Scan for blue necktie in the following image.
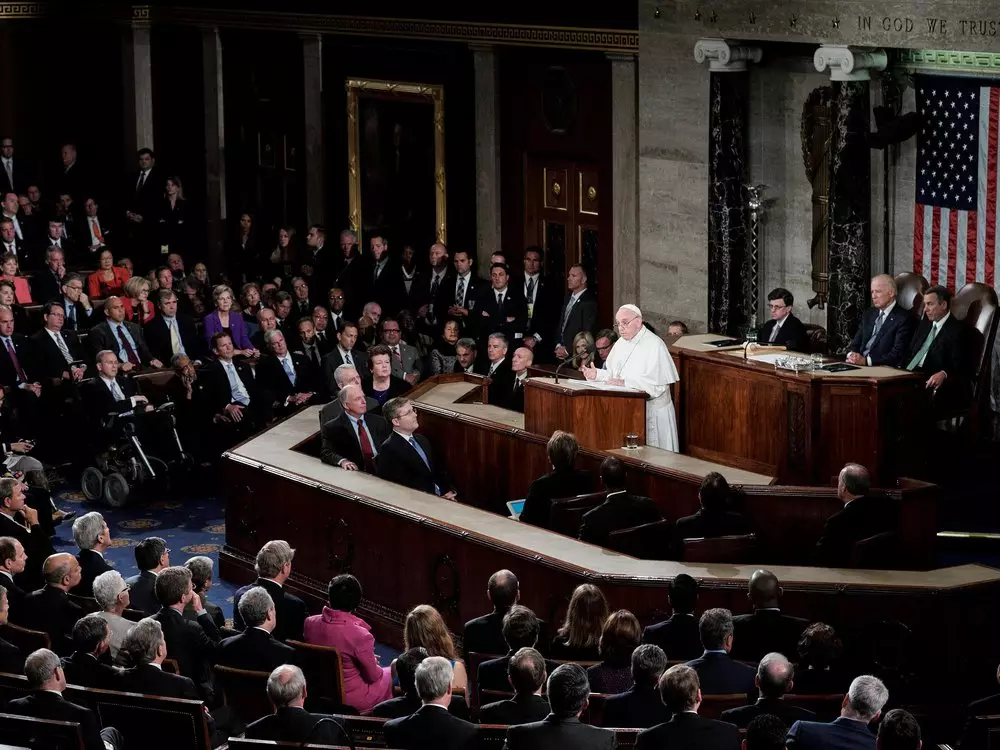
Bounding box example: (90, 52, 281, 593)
(408, 437, 440, 495)
(226, 362, 250, 405)
(281, 356, 295, 385)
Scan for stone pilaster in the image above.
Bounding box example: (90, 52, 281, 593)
(302, 34, 326, 228)
(608, 53, 639, 310)
(202, 27, 226, 275)
(121, 14, 155, 166)
(471, 44, 501, 270)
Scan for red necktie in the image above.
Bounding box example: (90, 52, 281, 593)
(356, 418, 376, 472)
(5, 339, 25, 382)
(393, 346, 402, 365)
(117, 326, 140, 366)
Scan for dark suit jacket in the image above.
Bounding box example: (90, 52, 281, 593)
(80, 374, 140, 428)
(6, 691, 108, 750)
(71, 549, 113, 598)
(463, 610, 508, 662)
(731, 609, 809, 663)
(685, 651, 756, 696)
(481, 694, 551, 726)
(232, 577, 308, 643)
(377, 431, 454, 496)
(320, 411, 390, 470)
(486, 358, 515, 406)
(786, 716, 877, 750)
(200, 357, 265, 413)
(144, 314, 205, 364)
(30, 328, 86, 381)
(256, 351, 323, 404)
(721, 697, 817, 730)
(124, 569, 158, 614)
(61, 299, 96, 332)
(578, 491, 662, 547)
(87, 320, 156, 366)
(151, 605, 220, 700)
(477, 286, 529, 346)
(643, 613, 703, 662)
(520, 468, 594, 530)
(384, 703, 479, 750)
(636, 711, 742, 750)
(674, 509, 750, 542)
(31, 269, 64, 304)
(119, 662, 200, 699)
(848, 304, 916, 367)
(602, 685, 673, 729)
(13, 585, 83, 655)
(246, 706, 351, 745)
(0, 512, 54, 592)
(556, 288, 599, 347)
(321, 347, 370, 392)
(0, 332, 39, 389)
(60, 650, 122, 690)
(814, 496, 899, 568)
(960, 692, 1000, 750)
(759, 313, 809, 352)
(440, 273, 487, 337)
(904, 314, 975, 409)
(366, 260, 409, 316)
(372, 692, 423, 719)
(505, 714, 615, 750)
(515, 273, 561, 348)
(128, 167, 164, 221)
(217, 626, 296, 673)
(0, 159, 31, 195)
(0, 634, 25, 674)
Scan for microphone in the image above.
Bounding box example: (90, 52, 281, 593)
(553, 352, 576, 384)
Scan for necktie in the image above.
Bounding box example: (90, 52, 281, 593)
(5, 339, 25, 382)
(67, 304, 76, 326)
(496, 292, 504, 307)
(317, 330, 326, 344)
(456, 277, 466, 307)
(906, 323, 939, 370)
(356, 418, 376, 472)
(344, 351, 353, 365)
(281, 356, 296, 385)
(407, 436, 440, 495)
(309, 346, 320, 368)
(4, 160, 11, 187)
(167, 319, 182, 355)
(117, 325, 140, 366)
(393, 346, 402, 366)
(225, 362, 250, 405)
(561, 296, 577, 334)
(54, 332, 72, 364)
(430, 274, 441, 299)
(526, 277, 536, 304)
(862, 311, 886, 356)
(109, 379, 125, 402)
(768, 321, 780, 343)
(137, 171, 146, 191)
(91, 218, 104, 245)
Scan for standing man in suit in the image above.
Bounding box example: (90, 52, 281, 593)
(485, 333, 514, 401)
(125, 536, 170, 615)
(517, 246, 559, 359)
(384, 656, 479, 750)
(760, 288, 809, 351)
(846, 274, 916, 367)
(366, 233, 407, 315)
(77, 197, 112, 258)
(217, 586, 295, 672)
(903, 284, 975, 411)
(642, 574, 702, 661)
(463, 569, 519, 660)
(477, 263, 528, 353)
(602, 644, 672, 729)
(0, 137, 30, 196)
(732, 570, 809, 663)
(377, 397, 457, 499)
(685, 608, 756, 696)
(412, 241, 453, 335)
(444, 249, 485, 339)
(786, 675, 889, 750)
(720, 653, 817, 729)
(554, 265, 598, 363)
(636, 664, 741, 750)
(232, 539, 308, 643)
(815, 463, 898, 567)
(126, 148, 162, 266)
(69, 512, 113, 597)
(320, 384, 389, 472)
(321, 322, 369, 394)
(578, 457, 662, 547)
(505, 662, 615, 750)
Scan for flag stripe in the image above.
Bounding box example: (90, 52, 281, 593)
(986, 87, 999, 288)
(924, 202, 935, 281)
(914, 203, 925, 279)
(978, 86, 990, 284)
(967, 211, 978, 283)
(931, 206, 942, 284)
(956, 210, 968, 285)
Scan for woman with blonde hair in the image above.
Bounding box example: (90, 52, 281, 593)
(122, 276, 155, 325)
(572, 331, 596, 367)
(402, 604, 468, 690)
(550, 583, 609, 661)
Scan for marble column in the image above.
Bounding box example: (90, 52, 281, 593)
(471, 44, 501, 270)
(695, 39, 761, 336)
(121, 17, 155, 167)
(608, 53, 639, 310)
(202, 27, 226, 275)
(302, 34, 326, 227)
(814, 46, 887, 352)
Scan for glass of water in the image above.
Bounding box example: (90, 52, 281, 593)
(811, 353, 824, 371)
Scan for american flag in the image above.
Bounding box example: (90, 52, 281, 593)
(913, 74, 1000, 292)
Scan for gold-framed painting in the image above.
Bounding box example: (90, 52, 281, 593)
(346, 78, 446, 250)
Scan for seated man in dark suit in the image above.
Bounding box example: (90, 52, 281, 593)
(602, 644, 672, 729)
(685, 608, 756, 696)
(786, 674, 889, 750)
(384, 656, 479, 750)
(256, 328, 324, 415)
(732, 569, 809, 663)
(6, 647, 123, 750)
(218, 585, 295, 672)
(815, 463, 898, 568)
(0, 584, 25, 673)
(0, 477, 55, 593)
(846, 274, 916, 368)
(200, 331, 272, 447)
(481, 647, 551, 725)
(0, 536, 28, 614)
(877, 709, 921, 750)
(720, 653, 816, 729)
(320, 384, 390, 472)
(318, 363, 378, 427)
(372, 646, 429, 718)
(125, 536, 170, 615)
(759, 288, 809, 351)
(642, 573, 702, 661)
(13, 552, 83, 656)
(245, 664, 351, 745)
(505, 663, 615, 750)
(520, 430, 594, 530)
(463, 569, 520, 661)
(478, 605, 546, 693)
(674, 472, 750, 546)
(144, 288, 205, 365)
(747, 715, 792, 750)
(377, 397, 458, 499)
(119, 616, 201, 698)
(59, 613, 122, 690)
(579, 456, 661, 547)
(636, 664, 741, 750)
(70, 511, 113, 597)
(232, 539, 308, 643)
(87, 296, 163, 370)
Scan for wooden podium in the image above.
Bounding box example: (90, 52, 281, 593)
(524, 377, 647, 452)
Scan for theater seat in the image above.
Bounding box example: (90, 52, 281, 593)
(607, 519, 673, 559)
(941, 282, 999, 433)
(680, 534, 757, 563)
(548, 491, 607, 538)
(895, 272, 929, 318)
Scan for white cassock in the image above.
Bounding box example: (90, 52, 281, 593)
(593, 326, 680, 451)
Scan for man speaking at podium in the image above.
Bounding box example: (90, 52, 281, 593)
(581, 304, 680, 451)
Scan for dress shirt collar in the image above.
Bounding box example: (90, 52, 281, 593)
(0, 570, 11, 582)
(43, 690, 65, 697)
(148, 662, 163, 670)
(605, 489, 628, 500)
(934, 312, 950, 330)
(570, 288, 586, 302)
(393, 428, 415, 440)
(878, 300, 896, 318)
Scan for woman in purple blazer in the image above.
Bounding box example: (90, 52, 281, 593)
(202, 283, 258, 356)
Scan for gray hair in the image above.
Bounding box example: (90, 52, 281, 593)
(238, 586, 275, 628)
(698, 608, 734, 651)
(184, 556, 214, 592)
(71, 511, 106, 551)
(92, 570, 128, 611)
(267, 664, 306, 707)
(263, 329, 284, 346)
(632, 643, 668, 687)
(255, 540, 295, 578)
(333, 364, 358, 389)
(488, 332, 509, 350)
(96, 348, 118, 365)
(24, 648, 61, 688)
(339, 229, 357, 244)
(338, 384, 362, 406)
(456, 337, 477, 352)
(757, 652, 794, 697)
(123, 617, 164, 666)
(840, 463, 871, 496)
(415, 655, 453, 701)
(846, 674, 889, 722)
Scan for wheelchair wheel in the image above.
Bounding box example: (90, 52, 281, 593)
(80, 467, 104, 502)
(103, 472, 130, 508)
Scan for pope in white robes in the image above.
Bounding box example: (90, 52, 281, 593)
(581, 304, 680, 451)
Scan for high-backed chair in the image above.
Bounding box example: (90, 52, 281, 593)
(0, 623, 50, 653)
(548, 491, 607, 538)
(607, 519, 673, 560)
(942, 282, 999, 433)
(895, 272, 930, 318)
(286, 640, 349, 714)
(680, 534, 757, 563)
(0, 712, 85, 750)
(214, 665, 273, 726)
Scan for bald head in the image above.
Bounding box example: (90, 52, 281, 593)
(838, 462, 871, 502)
(43, 553, 80, 590)
(267, 664, 306, 707)
(757, 652, 794, 698)
(487, 569, 520, 610)
(748, 569, 781, 608)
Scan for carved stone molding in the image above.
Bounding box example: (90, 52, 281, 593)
(813, 45, 887, 81)
(694, 38, 762, 72)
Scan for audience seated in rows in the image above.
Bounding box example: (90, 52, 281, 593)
(687, 608, 756, 696)
(720, 653, 816, 729)
(479, 647, 551, 726)
(586, 609, 642, 694)
(636, 664, 741, 750)
(642, 573, 703, 661)
(217, 585, 295, 674)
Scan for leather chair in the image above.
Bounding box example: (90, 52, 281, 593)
(680, 534, 757, 563)
(942, 282, 999, 433)
(894, 273, 929, 318)
(548, 491, 607, 538)
(803, 324, 828, 355)
(607, 519, 673, 560)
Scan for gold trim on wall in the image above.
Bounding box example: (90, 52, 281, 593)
(0, 3, 47, 18)
(346, 78, 447, 247)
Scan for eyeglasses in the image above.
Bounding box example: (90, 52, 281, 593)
(330, 295, 345, 300)
(767, 303, 787, 310)
(382, 327, 400, 333)
(396, 407, 418, 418)
(613, 316, 638, 331)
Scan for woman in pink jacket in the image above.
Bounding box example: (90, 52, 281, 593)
(303, 574, 392, 712)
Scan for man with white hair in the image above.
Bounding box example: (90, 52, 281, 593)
(318, 364, 378, 427)
(92, 570, 133, 662)
(232, 539, 308, 642)
(384, 656, 478, 749)
(582, 304, 680, 451)
(217, 585, 295, 672)
(320, 384, 390, 472)
(246, 664, 351, 745)
(71, 511, 113, 597)
(787, 675, 889, 750)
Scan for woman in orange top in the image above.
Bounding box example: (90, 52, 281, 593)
(0, 254, 31, 304)
(122, 276, 155, 325)
(87, 249, 131, 299)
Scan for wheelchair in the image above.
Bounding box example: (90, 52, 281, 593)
(80, 401, 193, 507)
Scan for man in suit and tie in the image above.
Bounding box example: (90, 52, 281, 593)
(80, 349, 154, 432)
(326, 289, 349, 334)
(312, 306, 336, 354)
(217, 585, 296, 672)
(732, 569, 809, 663)
(0, 304, 42, 424)
(125, 148, 162, 263)
(321, 322, 369, 394)
(76, 197, 112, 258)
(69, 512, 113, 598)
(13, 553, 84, 656)
(372, 647, 429, 718)
(0, 217, 27, 269)
(554, 265, 598, 364)
(296, 317, 325, 369)
(232, 539, 309, 643)
(463, 569, 519, 661)
(815, 463, 898, 568)
(384, 656, 479, 750)
(517, 247, 559, 360)
(642, 573, 702, 661)
(786, 675, 889, 750)
(366, 234, 407, 315)
(59, 274, 96, 332)
(685, 608, 756, 696)
(759, 288, 809, 351)
(636, 664, 741, 750)
(579, 457, 662, 548)
(480, 647, 552, 726)
(0, 536, 28, 613)
(88, 296, 163, 372)
(59, 614, 122, 690)
(145, 289, 204, 365)
(201, 332, 271, 444)
(0, 137, 30, 196)
(318, 365, 378, 427)
(380, 317, 423, 384)
(378, 397, 457, 499)
(0, 478, 54, 592)
(503, 347, 533, 413)
(505, 662, 615, 750)
(40, 217, 76, 265)
(443, 250, 485, 338)
(846, 274, 916, 367)
(256, 329, 322, 413)
(31, 302, 87, 406)
(30, 248, 66, 306)
(119, 616, 200, 698)
(720, 653, 817, 729)
(320, 384, 389, 472)
(412, 242, 453, 334)
(477, 263, 528, 354)
(246, 665, 351, 745)
(601, 644, 672, 729)
(485, 333, 515, 403)
(124, 536, 169, 615)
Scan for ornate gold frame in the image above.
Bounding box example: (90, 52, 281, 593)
(346, 78, 447, 246)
